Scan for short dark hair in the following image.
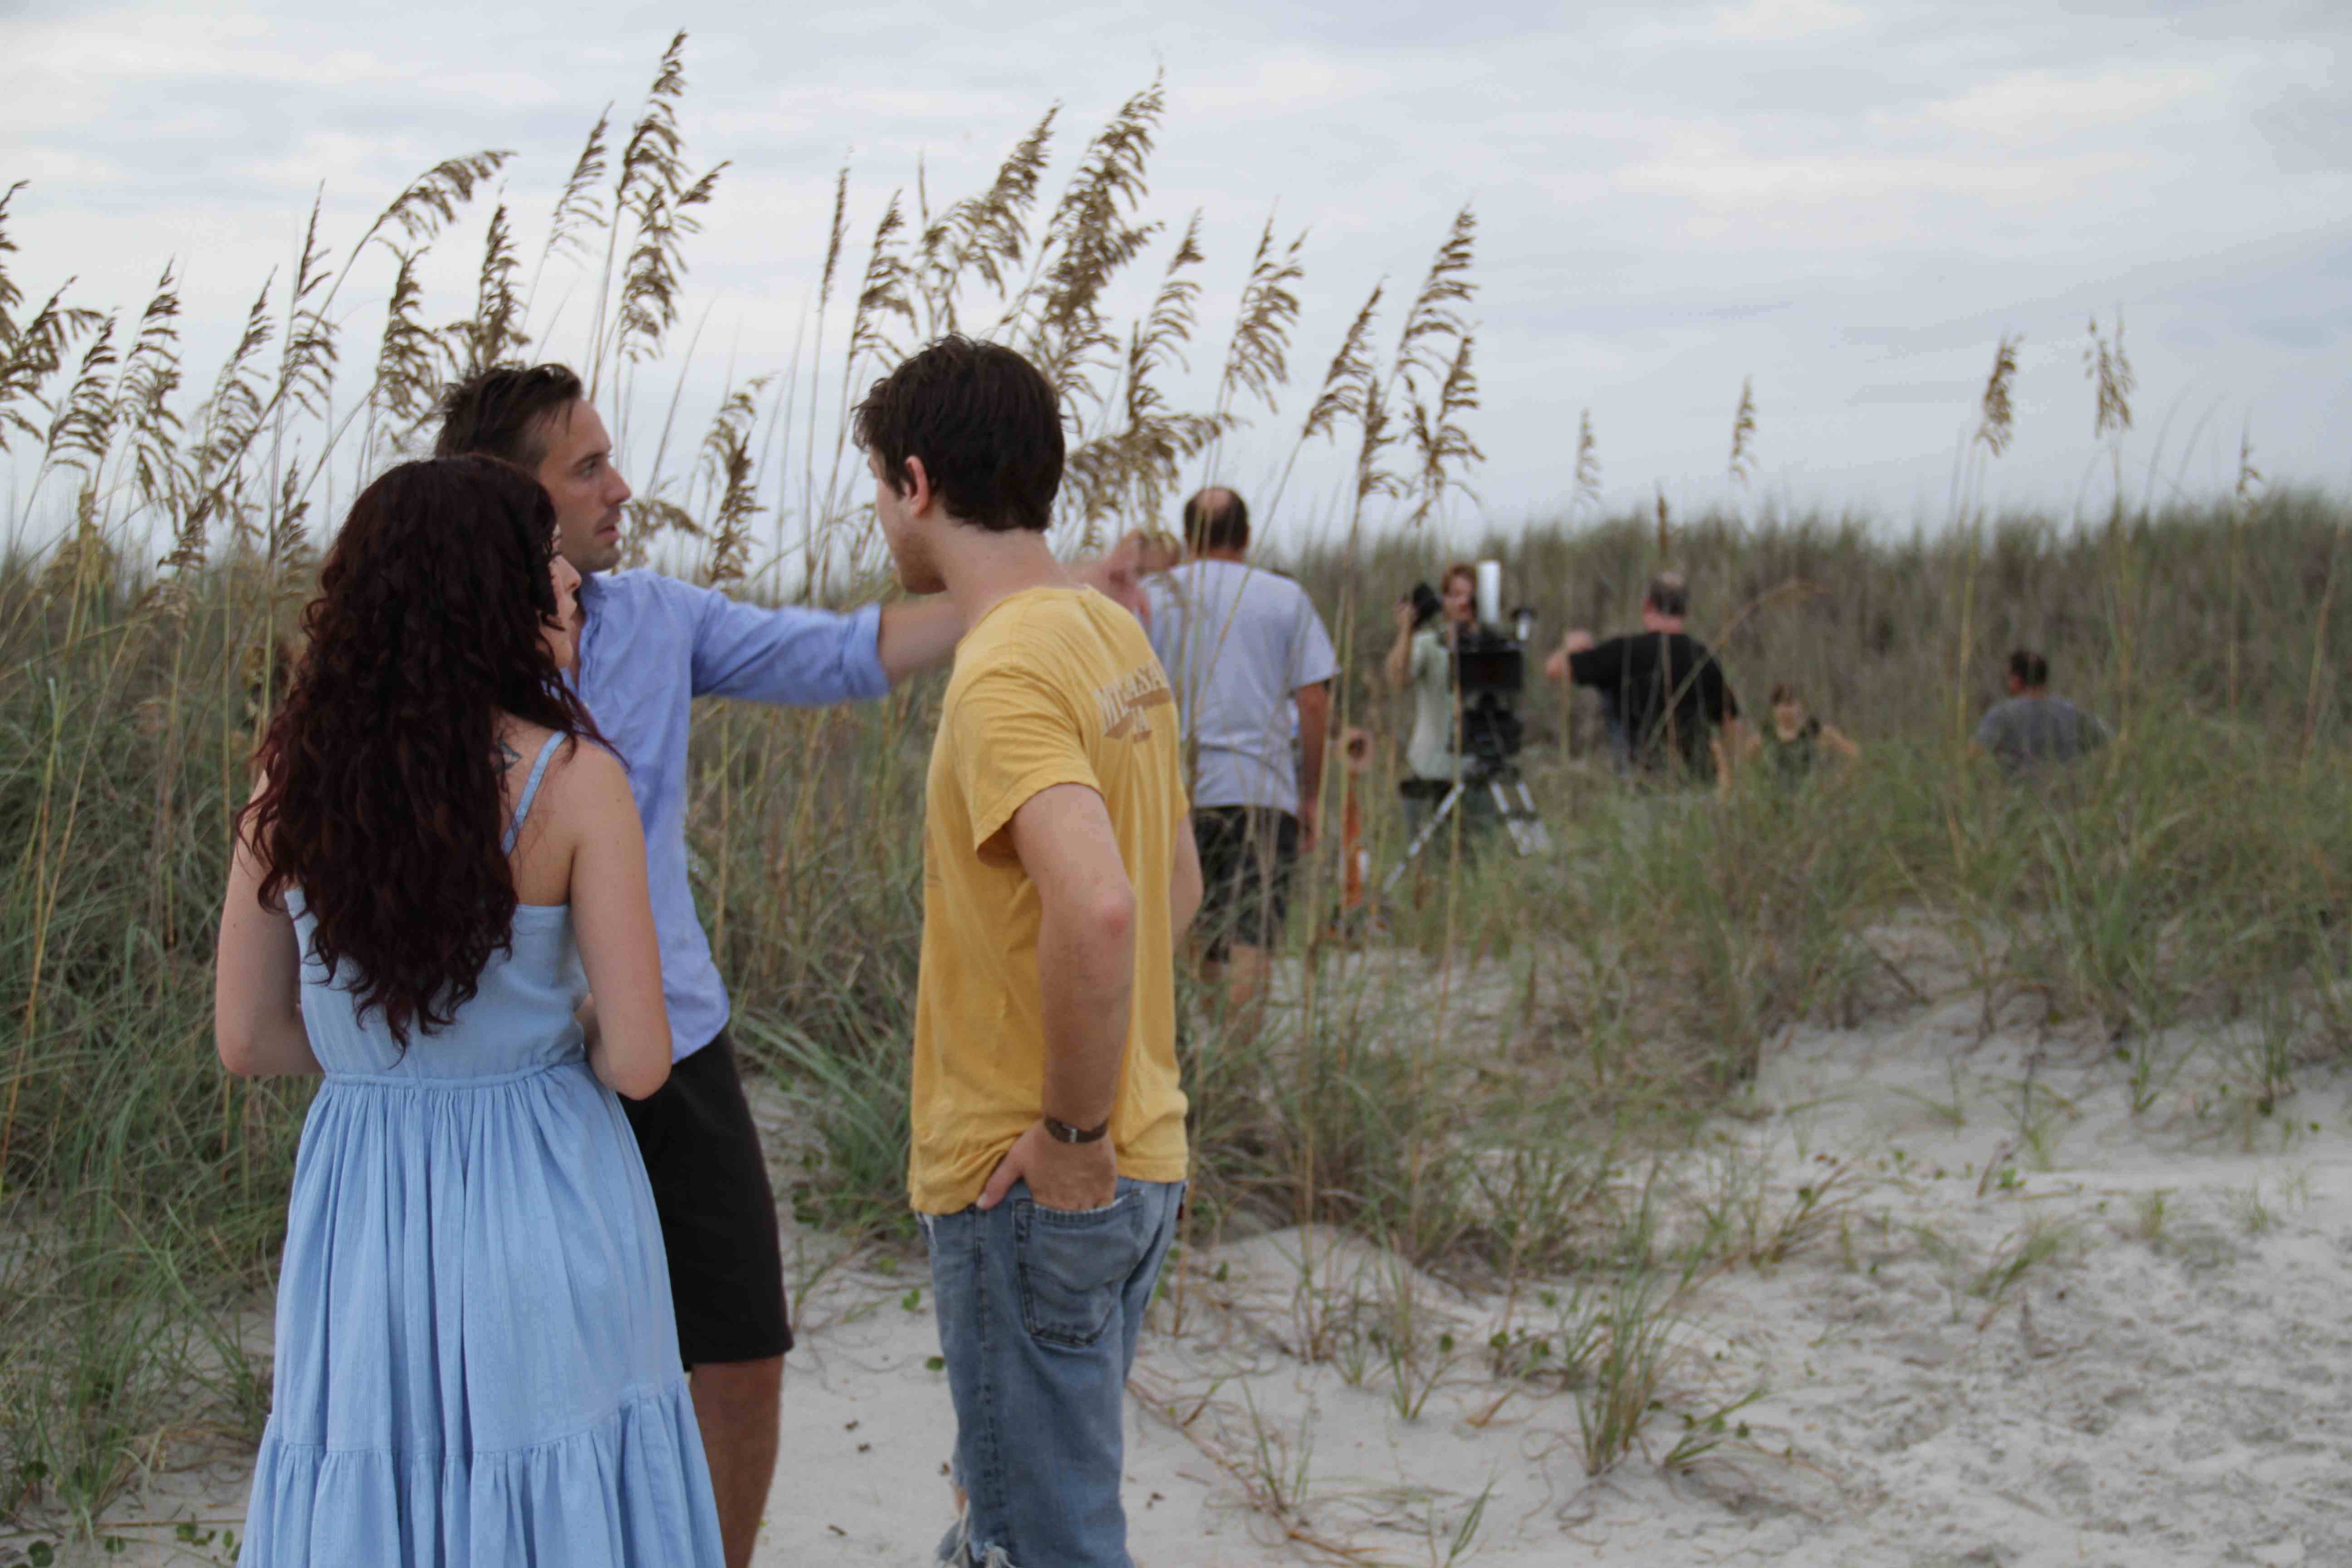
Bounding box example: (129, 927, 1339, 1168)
(1645, 572, 1689, 618)
(433, 364, 585, 470)
(2008, 648, 2049, 687)
(852, 336, 1064, 532)
(1183, 487, 1249, 553)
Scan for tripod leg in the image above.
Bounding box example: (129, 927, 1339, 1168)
(1514, 779, 1553, 853)
(1378, 785, 1466, 897)
(1489, 779, 1539, 856)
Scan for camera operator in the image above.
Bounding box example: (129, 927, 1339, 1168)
(1385, 563, 1482, 838)
(1544, 571, 1743, 789)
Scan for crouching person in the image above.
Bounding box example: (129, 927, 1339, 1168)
(855, 336, 1203, 1568)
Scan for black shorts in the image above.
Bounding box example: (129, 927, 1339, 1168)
(619, 1028, 793, 1365)
(1193, 805, 1299, 961)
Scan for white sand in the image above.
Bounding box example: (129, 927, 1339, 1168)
(755, 974, 2352, 1568)
(49, 950, 2352, 1566)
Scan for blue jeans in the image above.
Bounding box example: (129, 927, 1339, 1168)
(921, 1176, 1185, 1568)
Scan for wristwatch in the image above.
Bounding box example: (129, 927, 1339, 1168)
(1043, 1114, 1111, 1145)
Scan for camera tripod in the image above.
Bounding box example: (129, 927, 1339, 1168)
(1378, 763, 1551, 896)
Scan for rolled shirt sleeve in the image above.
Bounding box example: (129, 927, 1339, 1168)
(688, 588, 891, 705)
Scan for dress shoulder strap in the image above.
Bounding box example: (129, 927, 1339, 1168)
(500, 733, 568, 855)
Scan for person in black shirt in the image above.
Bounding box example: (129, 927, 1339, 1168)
(1544, 572, 1743, 786)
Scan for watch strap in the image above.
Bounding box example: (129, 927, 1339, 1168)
(1043, 1114, 1111, 1145)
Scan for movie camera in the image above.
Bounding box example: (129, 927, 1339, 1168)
(1381, 563, 1552, 894)
(1450, 562, 1538, 778)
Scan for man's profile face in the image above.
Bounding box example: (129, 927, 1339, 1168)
(532, 400, 631, 574)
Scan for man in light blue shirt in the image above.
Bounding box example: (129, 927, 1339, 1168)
(1145, 487, 1336, 1013)
(436, 364, 961, 1568)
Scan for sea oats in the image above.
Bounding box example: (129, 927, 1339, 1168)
(697, 377, 770, 588)
(1574, 408, 1602, 521)
(110, 265, 187, 518)
(2084, 313, 2134, 442)
(916, 108, 1056, 337)
(447, 201, 528, 381)
(1019, 76, 1165, 411)
(1727, 376, 1756, 489)
(371, 245, 442, 437)
(1975, 334, 2020, 459)
(1406, 332, 1483, 528)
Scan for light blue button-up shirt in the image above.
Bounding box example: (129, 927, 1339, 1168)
(574, 569, 890, 1060)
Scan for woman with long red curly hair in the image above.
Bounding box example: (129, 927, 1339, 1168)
(213, 456, 723, 1566)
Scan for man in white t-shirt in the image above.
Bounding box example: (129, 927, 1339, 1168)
(1146, 488, 1338, 1013)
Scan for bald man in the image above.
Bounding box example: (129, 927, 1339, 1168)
(1144, 488, 1336, 1013)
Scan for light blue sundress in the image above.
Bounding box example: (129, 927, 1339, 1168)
(239, 734, 723, 1567)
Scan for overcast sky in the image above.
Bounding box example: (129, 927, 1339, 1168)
(6, 0, 2348, 553)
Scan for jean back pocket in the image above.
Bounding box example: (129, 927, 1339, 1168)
(1012, 1186, 1151, 1350)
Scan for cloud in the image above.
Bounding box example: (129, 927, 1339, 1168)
(4, 0, 2349, 542)
(2254, 83, 2352, 174)
(1708, 0, 1866, 42)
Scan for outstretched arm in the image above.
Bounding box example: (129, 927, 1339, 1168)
(874, 554, 1130, 683)
(690, 577, 960, 704)
(689, 583, 893, 706)
(875, 598, 964, 685)
(1545, 628, 1597, 684)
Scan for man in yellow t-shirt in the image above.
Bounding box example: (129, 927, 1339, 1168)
(853, 335, 1202, 1568)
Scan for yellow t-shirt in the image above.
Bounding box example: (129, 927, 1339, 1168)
(907, 586, 1191, 1215)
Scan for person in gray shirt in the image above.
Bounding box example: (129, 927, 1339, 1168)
(1974, 649, 2109, 775)
(1145, 488, 1338, 1014)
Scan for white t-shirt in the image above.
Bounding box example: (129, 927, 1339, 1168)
(1145, 559, 1338, 815)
